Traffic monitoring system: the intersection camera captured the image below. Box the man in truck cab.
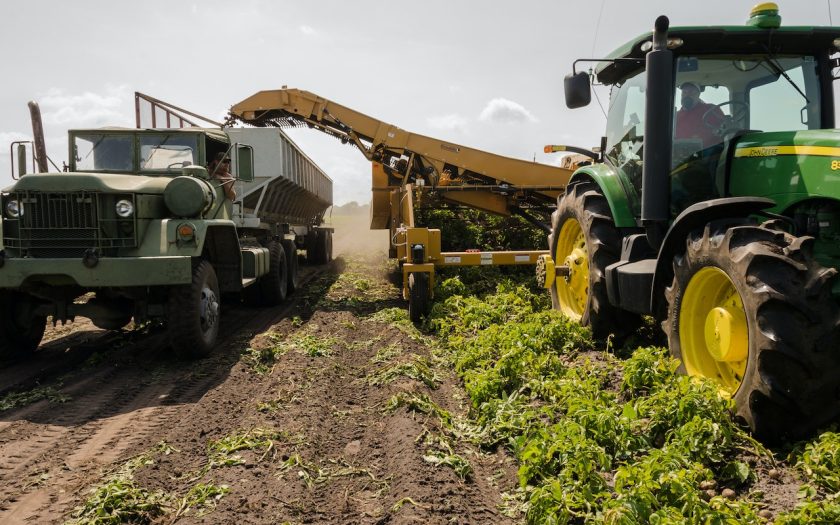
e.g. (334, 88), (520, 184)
(208, 152), (237, 200)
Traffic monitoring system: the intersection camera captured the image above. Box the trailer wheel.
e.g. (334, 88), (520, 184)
(260, 241), (288, 305)
(168, 260), (220, 359)
(665, 221), (840, 441)
(548, 180), (639, 338)
(0, 291), (46, 361)
(282, 239), (299, 293)
(311, 230), (331, 265)
(408, 272), (430, 323)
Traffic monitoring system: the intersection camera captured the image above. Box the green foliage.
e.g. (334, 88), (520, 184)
(425, 279), (772, 524)
(69, 478), (167, 525)
(0, 384), (69, 412)
(415, 207), (545, 252)
(795, 431), (840, 493)
(207, 428), (281, 468)
(367, 355), (441, 388)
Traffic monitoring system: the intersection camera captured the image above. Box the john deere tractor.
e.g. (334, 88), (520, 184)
(539, 3), (840, 441)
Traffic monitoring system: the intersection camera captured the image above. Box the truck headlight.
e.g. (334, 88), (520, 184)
(115, 199), (134, 218)
(5, 199), (21, 218)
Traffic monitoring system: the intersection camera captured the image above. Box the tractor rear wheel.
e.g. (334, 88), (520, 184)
(0, 291), (46, 361)
(665, 220), (840, 441)
(548, 180), (639, 338)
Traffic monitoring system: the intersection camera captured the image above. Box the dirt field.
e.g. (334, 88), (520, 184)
(0, 212), (519, 524)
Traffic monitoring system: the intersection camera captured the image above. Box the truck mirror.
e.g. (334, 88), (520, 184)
(564, 71), (592, 109)
(16, 143), (27, 178)
(236, 145), (254, 182)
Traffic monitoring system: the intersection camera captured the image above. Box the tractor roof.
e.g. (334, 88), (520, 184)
(596, 25), (840, 85)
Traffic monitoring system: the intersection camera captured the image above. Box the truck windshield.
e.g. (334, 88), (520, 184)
(74, 134), (135, 172)
(139, 134), (199, 172)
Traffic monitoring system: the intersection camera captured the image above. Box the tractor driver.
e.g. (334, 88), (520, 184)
(675, 82), (725, 149)
(208, 152), (237, 200)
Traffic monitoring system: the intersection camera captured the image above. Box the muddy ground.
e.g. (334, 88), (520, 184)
(0, 212), (519, 524)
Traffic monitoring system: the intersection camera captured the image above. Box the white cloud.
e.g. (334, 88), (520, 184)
(478, 97), (538, 124)
(39, 85), (132, 128)
(426, 113), (468, 132)
(299, 25), (317, 36)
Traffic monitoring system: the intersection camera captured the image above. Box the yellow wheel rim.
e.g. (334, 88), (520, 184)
(679, 266), (748, 395)
(554, 218), (589, 320)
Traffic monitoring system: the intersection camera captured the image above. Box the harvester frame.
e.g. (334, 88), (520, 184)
(229, 88), (578, 320)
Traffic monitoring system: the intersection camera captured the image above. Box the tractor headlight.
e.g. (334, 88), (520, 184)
(5, 199), (21, 218)
(115, 199), (134, 218)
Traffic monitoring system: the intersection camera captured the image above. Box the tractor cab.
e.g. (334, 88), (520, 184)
(572, 4), (839, 220)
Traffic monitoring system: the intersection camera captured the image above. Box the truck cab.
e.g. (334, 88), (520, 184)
(0, 119), (332, 362)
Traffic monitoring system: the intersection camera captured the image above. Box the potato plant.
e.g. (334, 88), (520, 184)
(426, 277), (840, 524)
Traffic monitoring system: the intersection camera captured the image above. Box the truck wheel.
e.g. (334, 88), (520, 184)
(408, 272), (430, 323)
(282, 239), (299, 293)
(665, 221), (840, 441)
(325, 230), (333, 262)
(260, 241), (288, 305)
(0, 291), (46, 360)
(168, 260), (220, 359)
(305, 231), (319, 265)
(548, 180), (639, 338)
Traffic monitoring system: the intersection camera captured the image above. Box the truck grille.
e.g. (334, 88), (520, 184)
(2, 191), (137, 258)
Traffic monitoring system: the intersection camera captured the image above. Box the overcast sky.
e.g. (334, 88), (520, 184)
(1, 0), (836, 205)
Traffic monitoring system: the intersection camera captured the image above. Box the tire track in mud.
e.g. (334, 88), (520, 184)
(0, 264), (328, 524)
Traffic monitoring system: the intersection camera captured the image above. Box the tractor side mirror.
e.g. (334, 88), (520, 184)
(564, 71), (592, 109)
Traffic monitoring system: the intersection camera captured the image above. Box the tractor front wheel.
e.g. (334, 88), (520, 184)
(548, 180), (639, 338)
(665, 221), (840, 441)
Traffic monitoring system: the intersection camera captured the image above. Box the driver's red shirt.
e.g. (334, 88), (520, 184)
(675, 102), (725, 148)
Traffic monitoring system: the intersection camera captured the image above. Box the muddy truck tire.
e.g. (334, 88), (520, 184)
(168, 260), (221, 359)
(0, 291), (47, 361)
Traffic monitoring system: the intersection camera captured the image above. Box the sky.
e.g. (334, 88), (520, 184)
(1, 0), (837, 205)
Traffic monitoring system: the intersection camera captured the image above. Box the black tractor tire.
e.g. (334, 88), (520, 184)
(168, 260), (221, 359)
(547, 180), (640, 339)
(282, 238), (299, 293)
(408, 272), (430, 323)
(0, 291), (47, 361)
(311, 230), (332, 265)
(260, 241), (288, 305)
(664, 220), (840, 442)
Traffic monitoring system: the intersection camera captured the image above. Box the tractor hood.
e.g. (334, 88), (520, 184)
(729, 129), (840, 211)
(3, 173), (173, 194)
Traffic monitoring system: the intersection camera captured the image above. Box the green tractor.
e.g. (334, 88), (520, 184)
(539, 3), (840, 441)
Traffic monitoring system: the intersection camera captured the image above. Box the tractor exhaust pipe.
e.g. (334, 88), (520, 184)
(641, 15), (674, 249)
(28, 101), (48, 173)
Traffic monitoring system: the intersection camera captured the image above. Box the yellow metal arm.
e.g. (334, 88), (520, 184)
(229, 88), (572, 213)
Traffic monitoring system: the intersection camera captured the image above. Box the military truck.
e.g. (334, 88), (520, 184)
(1, 102), (333, 360)
(538, 3), (840, 441)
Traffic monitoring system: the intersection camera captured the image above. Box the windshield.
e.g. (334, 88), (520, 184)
(74, 134), (135, 172)
(140, 134), (199, 171)
(674, 55), (821, 152)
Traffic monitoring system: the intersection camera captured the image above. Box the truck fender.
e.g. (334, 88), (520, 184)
(649, 196), (776, 316)
(201, 224), (242, 293)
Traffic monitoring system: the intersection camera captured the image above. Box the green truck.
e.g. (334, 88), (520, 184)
(539, 3), (840, 440)
(2, 99), (333, 360)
